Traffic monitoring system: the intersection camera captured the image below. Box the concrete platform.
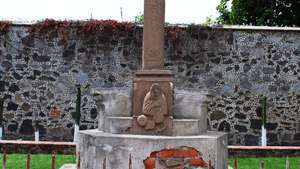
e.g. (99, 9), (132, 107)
(77, 130), (228, 169)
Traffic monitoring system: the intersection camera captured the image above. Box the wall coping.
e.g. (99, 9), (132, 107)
(6, 21), (300, 32)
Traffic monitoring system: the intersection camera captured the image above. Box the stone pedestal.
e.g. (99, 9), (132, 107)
(80, 89), (228, 168)
(78, 130), (228, 169)
(132, 70), (174, 135)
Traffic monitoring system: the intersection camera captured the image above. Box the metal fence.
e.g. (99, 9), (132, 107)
(0, 140), (76, 169)
(0, 141), (300, 169)
(229, 146), (300, 169)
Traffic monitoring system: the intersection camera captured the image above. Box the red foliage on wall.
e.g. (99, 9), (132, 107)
(0, 21), (11, 33)
(77, 20), (135, 34)
(29, 19), (70, 34)
(166, 27), (183, 47)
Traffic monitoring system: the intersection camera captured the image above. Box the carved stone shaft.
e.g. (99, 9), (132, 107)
(143, 0), (165, 70)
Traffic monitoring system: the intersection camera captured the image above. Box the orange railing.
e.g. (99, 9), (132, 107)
(229, 146), (300, 169)
(0, 141), (300, 169)
(0, 140), (76, 169)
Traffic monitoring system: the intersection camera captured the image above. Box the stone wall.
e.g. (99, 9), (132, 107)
(0, 23), (300, 145)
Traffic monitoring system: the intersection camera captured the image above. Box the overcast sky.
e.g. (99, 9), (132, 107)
(0, 0), (220, 24)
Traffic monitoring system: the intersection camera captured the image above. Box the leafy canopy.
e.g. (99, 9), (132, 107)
(217, 0), (300, 26)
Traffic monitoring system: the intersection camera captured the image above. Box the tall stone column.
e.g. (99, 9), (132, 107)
(142, 0), (165, 70)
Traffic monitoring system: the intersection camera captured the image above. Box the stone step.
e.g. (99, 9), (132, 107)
(103, 117), (207, 136)
(59, 164), (76, 169)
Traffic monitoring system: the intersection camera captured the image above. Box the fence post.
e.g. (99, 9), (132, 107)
(52, 151), (56, 169)
(77, 152), (80, 169)
(234, 159), (238, 169)
(208, 159), (212, 169)
(102, 157), (106, 169)
(285, 157), (290, 169)
(27, 152), (31, 169)
(128, 154), (132, 169)
(260, 160), (264, 169)
(2, 145), (7, 169)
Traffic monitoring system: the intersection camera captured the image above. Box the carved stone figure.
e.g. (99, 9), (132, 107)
(137, 83), (167, 130)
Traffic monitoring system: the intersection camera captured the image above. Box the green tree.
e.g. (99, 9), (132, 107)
(134, 14), (144, 24)
(217, 0), (300, 26)
(216, 0), (232, 24)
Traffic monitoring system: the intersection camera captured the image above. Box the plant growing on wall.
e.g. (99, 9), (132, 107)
(262, 96), (267, 126)
(134, 14), (144, 24)
(261, 96), (267, 146)
(33, 119), (40, 141)
(0, 21), (11, 33)
(72, 85), (81, 142)
(0, 98), (3, 140)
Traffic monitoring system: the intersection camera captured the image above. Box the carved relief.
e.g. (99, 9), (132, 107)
(137, 83), (168, 130)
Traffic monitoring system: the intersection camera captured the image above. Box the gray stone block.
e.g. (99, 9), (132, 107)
(173, 119), (203, 136)
(93, 89), (132, 117)
(174, 90), (208, 119)
(104, 117), (132, 134)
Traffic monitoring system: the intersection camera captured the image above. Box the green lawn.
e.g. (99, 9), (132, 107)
(0, 154), (76, 169)
(0, 154), (299, 169)
(228, 157), (300, 169)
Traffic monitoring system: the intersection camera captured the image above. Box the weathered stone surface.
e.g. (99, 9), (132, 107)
(294, 133), (300, 140)
(210, 111), (226, 121)
(265, 123), (278, 131)
(21, 102), (31, 112)
(78, 130), (228, 169)
(90, 108), (97, 119)
(250, 119), (262, 130)
(244, 134), (259, 146)
(7, 122), (18, 132)
(7, 101), (18, 111)
(19, 119), (34, 135)
(174, 90), (208, 119)
(234, 125), (247, 132)
(32, 53), (50, 62)
(218, 121), (231, 132)
(47, 127), (73, 141)
(0, 81), (5, 91)
(8, 83), (20, 93)
(267, 133), (278, 144)
(235, 113), (246, 120)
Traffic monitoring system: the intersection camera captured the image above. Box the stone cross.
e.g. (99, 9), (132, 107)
(132, 0), (173, 135)
(142, 0), (165, 70)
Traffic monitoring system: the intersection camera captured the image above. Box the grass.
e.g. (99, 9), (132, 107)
(228, 157), (300, 169)
(0, 154), (76, 169)
(0, 154), (299, 169)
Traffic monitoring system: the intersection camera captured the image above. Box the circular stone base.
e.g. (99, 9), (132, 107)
(77, 130), (228, 169)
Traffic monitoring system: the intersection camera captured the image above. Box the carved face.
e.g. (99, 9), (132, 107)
(150, 83), (162, 98)
(137, 115), (148, 127)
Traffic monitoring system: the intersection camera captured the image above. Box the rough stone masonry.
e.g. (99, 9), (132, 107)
(0, 23), (300, 145)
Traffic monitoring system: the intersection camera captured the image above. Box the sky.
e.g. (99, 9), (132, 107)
(0, 0), (220, 24)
